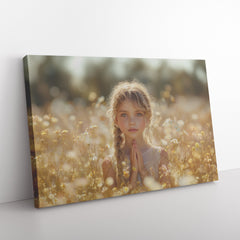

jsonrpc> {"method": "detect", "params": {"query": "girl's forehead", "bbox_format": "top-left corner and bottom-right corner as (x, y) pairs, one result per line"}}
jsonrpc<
(117, 100), (144, 111)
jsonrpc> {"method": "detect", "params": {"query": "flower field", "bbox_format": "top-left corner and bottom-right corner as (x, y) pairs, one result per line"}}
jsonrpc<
(29, 96), (218, 208)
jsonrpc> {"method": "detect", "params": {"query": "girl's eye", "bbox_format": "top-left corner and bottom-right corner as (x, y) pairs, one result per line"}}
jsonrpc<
(120, 113), (127, 117)
(136, 112), (143, 117)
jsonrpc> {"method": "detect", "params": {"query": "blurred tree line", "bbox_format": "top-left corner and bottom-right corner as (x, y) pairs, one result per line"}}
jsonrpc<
(28, 56), (209, 107)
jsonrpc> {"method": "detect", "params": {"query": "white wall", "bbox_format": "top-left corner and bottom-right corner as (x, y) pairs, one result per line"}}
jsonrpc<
(0, 0), (240, 204)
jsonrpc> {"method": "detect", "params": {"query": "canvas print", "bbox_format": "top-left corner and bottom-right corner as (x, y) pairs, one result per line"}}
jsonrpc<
(23, 55), (218, 208)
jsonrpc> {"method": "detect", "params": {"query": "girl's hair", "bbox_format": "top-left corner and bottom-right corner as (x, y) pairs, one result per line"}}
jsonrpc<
(108, 80), (153, 186)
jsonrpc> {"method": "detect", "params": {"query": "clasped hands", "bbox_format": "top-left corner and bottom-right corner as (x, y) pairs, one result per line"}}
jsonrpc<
(129, 140), (148, 188)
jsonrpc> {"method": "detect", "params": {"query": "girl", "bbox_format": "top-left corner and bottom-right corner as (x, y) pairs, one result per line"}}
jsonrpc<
(102, 81), (171, 190)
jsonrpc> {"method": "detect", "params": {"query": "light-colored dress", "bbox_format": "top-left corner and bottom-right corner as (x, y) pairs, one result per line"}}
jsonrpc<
(123, 146), (162, 182)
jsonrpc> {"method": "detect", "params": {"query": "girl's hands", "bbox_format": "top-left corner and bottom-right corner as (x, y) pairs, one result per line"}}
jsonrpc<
(131, 140), (138, 172)
(131, 140), (148, 183)
(129, 140), (138, 189)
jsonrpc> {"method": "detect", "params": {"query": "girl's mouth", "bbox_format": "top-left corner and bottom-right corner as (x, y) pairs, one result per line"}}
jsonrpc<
(128, 128), (138, 132)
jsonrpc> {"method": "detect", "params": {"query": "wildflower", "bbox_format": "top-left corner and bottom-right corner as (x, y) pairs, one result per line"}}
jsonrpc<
(171, 138), (179, 144)
(41, 130), (47, 136)
(177, 120), (184, 128)
(162, 118), (172, 127)
(88, 92), (97, 102)
(178, 175), (197, 186)
(122, 186), (129, 194)
(89, 125), (98, 130)
(48, 193), (55, 200)
(161, 139), (168, 146)
(123, 170), (130, 178)
(51, 117), (58, 123)
(143, 177), (162, 191)
(97, 96), (105, 104)
(188, 158), (193, 164)
(195, 142), (200, 148)
(121, 161), (126, 167)
(105, 177), (114, 186)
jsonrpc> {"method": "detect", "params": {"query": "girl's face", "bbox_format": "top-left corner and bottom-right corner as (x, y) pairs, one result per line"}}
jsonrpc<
(115, 100), (149, 140)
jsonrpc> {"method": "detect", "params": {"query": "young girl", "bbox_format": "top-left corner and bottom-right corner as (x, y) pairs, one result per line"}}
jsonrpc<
(102, 81), (171, 190)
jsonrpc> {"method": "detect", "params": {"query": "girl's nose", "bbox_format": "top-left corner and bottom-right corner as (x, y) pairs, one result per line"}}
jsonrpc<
(129, 116), (135, 125)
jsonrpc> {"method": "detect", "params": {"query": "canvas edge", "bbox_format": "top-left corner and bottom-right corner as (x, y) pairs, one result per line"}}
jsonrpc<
(204, 60), (219, 182)
(23, 55), (40, 208)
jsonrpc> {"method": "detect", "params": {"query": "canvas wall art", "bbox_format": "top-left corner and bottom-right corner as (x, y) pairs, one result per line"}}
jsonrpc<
(23, 55), (218, 208)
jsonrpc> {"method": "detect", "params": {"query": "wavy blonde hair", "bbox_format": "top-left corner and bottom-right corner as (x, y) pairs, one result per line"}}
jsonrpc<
(108, 80), (153, 186)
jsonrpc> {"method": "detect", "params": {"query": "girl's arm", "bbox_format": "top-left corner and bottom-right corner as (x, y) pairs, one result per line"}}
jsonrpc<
(158, 149), (172, 188)
(102, 158), (117, 188)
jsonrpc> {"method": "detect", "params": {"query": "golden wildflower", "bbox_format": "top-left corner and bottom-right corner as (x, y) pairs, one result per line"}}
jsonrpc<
(143, 177), (162, 191)
(51, 117), (58, 123)
(178, 175), (197, 186)
(48, 193), (55, 200)
(41, 130), (47, 136)
(195, 142), (200, 148)
(188, 158), (193, 164)
(62, 130), (69, 134)
(122, 186), (129, 194)
(177, 120), (184, 128)
(123, 170), (130, 178)
(88, 92), (97, 102)
(171, 138), (179, 144)
(162, 183), (167, 188)
(105, 177), (114, 186)
(121, 161), (126, 167)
